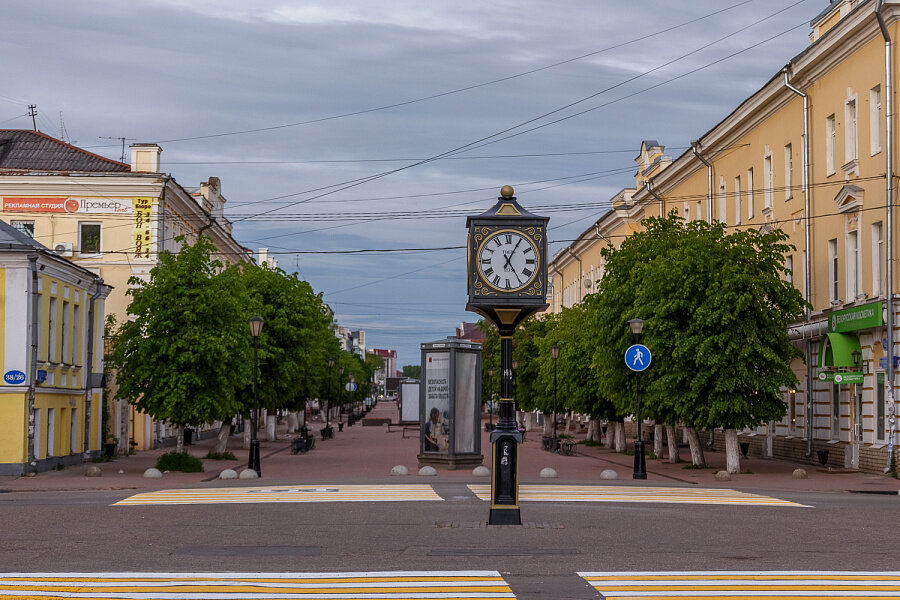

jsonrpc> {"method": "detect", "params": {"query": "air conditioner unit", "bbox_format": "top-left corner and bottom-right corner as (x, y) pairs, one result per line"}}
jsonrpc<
(52, 242), (74, 257)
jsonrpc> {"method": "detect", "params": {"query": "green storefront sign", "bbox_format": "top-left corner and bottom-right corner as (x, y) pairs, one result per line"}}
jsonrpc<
(817, 371), (865, 384)
(826, 301), (883, 333)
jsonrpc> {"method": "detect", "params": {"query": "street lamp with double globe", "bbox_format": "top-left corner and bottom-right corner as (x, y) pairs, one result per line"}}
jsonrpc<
(551, 344), (560, 452)
(248, 316), (264, 476)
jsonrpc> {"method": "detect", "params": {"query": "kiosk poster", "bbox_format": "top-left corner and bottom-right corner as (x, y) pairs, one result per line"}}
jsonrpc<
(424, 352), (450, 453)
(133, 197), (153, 259)
(454, 351), (476, 453)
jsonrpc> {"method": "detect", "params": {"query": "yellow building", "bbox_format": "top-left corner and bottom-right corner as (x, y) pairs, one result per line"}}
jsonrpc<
(0, 130), (251, 452)
(0, 219), (110, 474)
(549, 0), (900, 472)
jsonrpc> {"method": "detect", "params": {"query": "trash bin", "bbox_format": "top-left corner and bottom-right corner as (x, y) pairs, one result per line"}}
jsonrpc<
(184, 428), (194, 445)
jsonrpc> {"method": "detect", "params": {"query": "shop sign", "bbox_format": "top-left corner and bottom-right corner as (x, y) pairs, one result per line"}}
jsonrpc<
(827, 301), (883, 333)
(818, 371), (864, 384)
(2, 197), (133, 214)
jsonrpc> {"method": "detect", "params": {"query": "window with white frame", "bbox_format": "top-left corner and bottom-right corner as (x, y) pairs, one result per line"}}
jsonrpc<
(763, 152), (774, 209)
(718, 177), (727, 223)
(871, 85), (882, 156)
(48, 296), (57, 363)
(734, 176), (742, 225)
(828, 238), (839, 303)
(79, 223), (101, 255)
(747, 168), (754, 219)
(873, 221), (884, 297)
(845, 95), (858, 164)
(784, 143), (793, 200)
(61, 300), (69, 364)
(826, 114), (836, 175)
(72, 304), (80, 366)
(786, 254), (793, 284)
(846, 229), (860, 300)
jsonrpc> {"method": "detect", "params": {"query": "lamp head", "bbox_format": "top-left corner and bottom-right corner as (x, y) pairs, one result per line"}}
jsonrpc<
(551, 344), (560, 360)
(249, 315), (264, 338)
(628, 318), (645, 336)
(488, 368), (494, 377)
(328, 357), (335, 368)
(339, 366), (344, 375)
(512, 359), (518, 370)
(851, 349), (861, 367)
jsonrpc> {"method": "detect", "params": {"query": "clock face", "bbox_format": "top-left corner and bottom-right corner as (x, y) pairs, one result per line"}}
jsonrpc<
(477, 229), (539, 292)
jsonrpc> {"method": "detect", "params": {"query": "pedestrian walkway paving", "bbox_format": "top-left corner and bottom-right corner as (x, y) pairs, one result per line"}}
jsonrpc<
(114, 484), (443, 506)
(579, 571), (900, 598)
(0, 571), (515, 599)
(468, 484), (809, 507)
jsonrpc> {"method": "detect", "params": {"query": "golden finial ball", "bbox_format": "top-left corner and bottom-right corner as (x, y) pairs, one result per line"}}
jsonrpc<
(500, 185), (514, 198)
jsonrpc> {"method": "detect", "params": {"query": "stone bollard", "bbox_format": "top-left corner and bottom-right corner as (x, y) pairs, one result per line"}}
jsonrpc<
(219, 469), (238, 480)
(390, 465), (409, 476)
(239, 468), (259, 479)
(792, 468), (808, 479)
(540, 467), (558, 478)
(84, 465), (102, 477)
(472, 466), (490, 477)
(714, 470), (732, 481)
(143, 468), (163, 479)
(599, 469), (618, 480)
(418, 466), (437, 476)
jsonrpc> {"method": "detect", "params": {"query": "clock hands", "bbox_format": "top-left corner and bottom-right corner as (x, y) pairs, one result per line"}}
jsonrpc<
(502, 238), (523, 272)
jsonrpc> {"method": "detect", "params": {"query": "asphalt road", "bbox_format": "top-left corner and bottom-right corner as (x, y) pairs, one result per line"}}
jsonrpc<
(1, 483), (897, 599)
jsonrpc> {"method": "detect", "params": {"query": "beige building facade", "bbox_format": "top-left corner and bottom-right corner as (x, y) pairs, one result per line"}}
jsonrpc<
(548, 0), (900, 472)
(0, 131), (250, 452)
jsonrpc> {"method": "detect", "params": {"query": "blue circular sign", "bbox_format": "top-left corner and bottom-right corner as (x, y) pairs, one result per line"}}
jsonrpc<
(625, 344), (651, 372)
(4, 370), (26, 385)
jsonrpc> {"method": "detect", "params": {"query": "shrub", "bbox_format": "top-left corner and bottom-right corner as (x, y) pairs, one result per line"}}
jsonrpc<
(579, 438), (602, 447)
(204, 451), (237, 461)
(156, 451), (204, 473)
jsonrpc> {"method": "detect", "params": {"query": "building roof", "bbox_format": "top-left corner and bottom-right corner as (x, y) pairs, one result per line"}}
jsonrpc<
(372, 348), (397, 358)
(0, 130), (130, 173)
(0, 219), (47, 250)
(456, 322), (487, 343)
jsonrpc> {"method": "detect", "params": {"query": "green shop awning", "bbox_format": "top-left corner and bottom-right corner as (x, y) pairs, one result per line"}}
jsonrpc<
(818, 332), (862, 368)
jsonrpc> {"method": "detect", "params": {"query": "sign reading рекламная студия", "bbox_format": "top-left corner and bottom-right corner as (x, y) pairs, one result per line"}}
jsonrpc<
(827, 301), (883, 333)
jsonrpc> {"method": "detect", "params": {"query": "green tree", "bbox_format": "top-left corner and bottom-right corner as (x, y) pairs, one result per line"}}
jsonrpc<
(401, 364), (421, 379)
(111, 237), (250, 453)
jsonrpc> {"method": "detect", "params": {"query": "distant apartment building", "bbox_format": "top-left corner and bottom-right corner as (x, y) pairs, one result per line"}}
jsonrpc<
(0, 130), (250, 452)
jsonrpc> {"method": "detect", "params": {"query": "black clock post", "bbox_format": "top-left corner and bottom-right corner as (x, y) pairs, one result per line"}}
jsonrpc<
(466, 186), (549, 525)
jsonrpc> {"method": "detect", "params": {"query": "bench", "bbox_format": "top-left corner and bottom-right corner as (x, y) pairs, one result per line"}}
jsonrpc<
(559, 439), (577, 456)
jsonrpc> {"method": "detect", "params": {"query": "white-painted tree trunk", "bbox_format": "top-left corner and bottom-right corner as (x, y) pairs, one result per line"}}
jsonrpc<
(175, 425), (184, 454)
(287, 412), (299, 433)
(266, 414), (277, 441)
(686, 427), (706, 467)
(653, 423), (663, 458)
(666, 423), (680, 463)
(614, 421), (626, 453)
(724, 428), (741, 474)
(565, 413), (573, 435)
(604, 423), (614, 449)
(242, 416), (251, 450)
(213, 418), (231, 454)
(543, 416), (552, 436)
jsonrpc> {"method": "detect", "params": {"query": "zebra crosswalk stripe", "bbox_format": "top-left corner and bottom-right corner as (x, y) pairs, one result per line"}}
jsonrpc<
(467, 485), (808, 507)
(114, 485), (443, 506)
(0, 571), (515, 599)
(578, 571), (900, 598)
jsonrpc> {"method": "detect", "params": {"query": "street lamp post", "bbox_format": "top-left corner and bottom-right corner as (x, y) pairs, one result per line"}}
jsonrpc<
(511, 359), (519, 428)
(551, 344), (560, 452)
(338, 366), (345, 430)
(487, 367), (494, 431)
(628, 318), (647, 480)
(325, 357), (335, 438)
(248, 316), (264, 476)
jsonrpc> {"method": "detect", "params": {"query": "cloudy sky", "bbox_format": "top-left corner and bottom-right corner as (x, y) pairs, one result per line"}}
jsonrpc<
(2, 0), (820, 367)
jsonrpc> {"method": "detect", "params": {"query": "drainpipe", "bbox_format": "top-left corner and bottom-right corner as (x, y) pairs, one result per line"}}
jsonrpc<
(876, 0), (896, 471)
(691, 141), (713, 223)
(83, 278), (104, 455)
(647, 179), (664, 217)
(783, 65), (814, 458)
(27, 255), (39, 469)
(566, 248), (583, 304)
(595, 224), (614, 247)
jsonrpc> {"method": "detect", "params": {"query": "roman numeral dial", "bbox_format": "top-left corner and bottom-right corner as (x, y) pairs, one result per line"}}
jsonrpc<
(476, 229), (540, 292)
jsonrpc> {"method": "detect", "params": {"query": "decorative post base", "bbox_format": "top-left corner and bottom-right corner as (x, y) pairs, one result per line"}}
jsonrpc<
(489, 424), (522, 526)
(633, 439), (646, 479)
(248, 439), (261, 476)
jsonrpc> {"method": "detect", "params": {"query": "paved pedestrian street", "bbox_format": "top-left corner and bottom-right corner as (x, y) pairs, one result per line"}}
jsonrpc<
(467, 484), (809, 507)
(0, 572), (515, 599)
(579, 571), (900, 598)
(113, 484), (443, 506)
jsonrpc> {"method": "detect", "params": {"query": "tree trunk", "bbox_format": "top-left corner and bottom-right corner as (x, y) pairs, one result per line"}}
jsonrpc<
(604, 422), (614, 449)
(614, 421), (626, 453)
(242, 413), (251, 450)
(175, 425), (184, 454)
(565, 413), (573, 435)
(653, 423), (663, 458)
(686, 427), (706, 467)
(213, 417), (231, 454)
(543, 415), (552, 436)
(287, 412), (299, 433)
(666, 423), (681, 463)
(266, 414), (277, 441)
(724, 428), (741, 474)
(590, 420), (601, 443)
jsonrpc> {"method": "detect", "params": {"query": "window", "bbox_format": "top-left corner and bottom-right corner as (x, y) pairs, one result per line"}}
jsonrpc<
(763, 153), (774, 209)
(72, 304), (81, 366)
(784, 144), (793, 200)
(873, 222), (884, 297)
(826, 114), (836, 175)
(747, 168), (754, 219)
(831, 384), (841, 440)
(684, 203), (690, 222)
(11, 220), (34, 237)
(718, 178), (727, 223)
(79, 223), (101, 255)
(35, 295), (43, 362)
(828, 238), (839, 303)
(846, 230), (860, 300)
(871, 85), (882, 156)
(786, 254), (793, 284)
(845, 96), (858, 164)
(61, 301), (69, 364)
(46, 408), (55, 458)
(48, 297), (57, 363)
(734, 176), (742, 225)
(789, 388), (796, 432)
